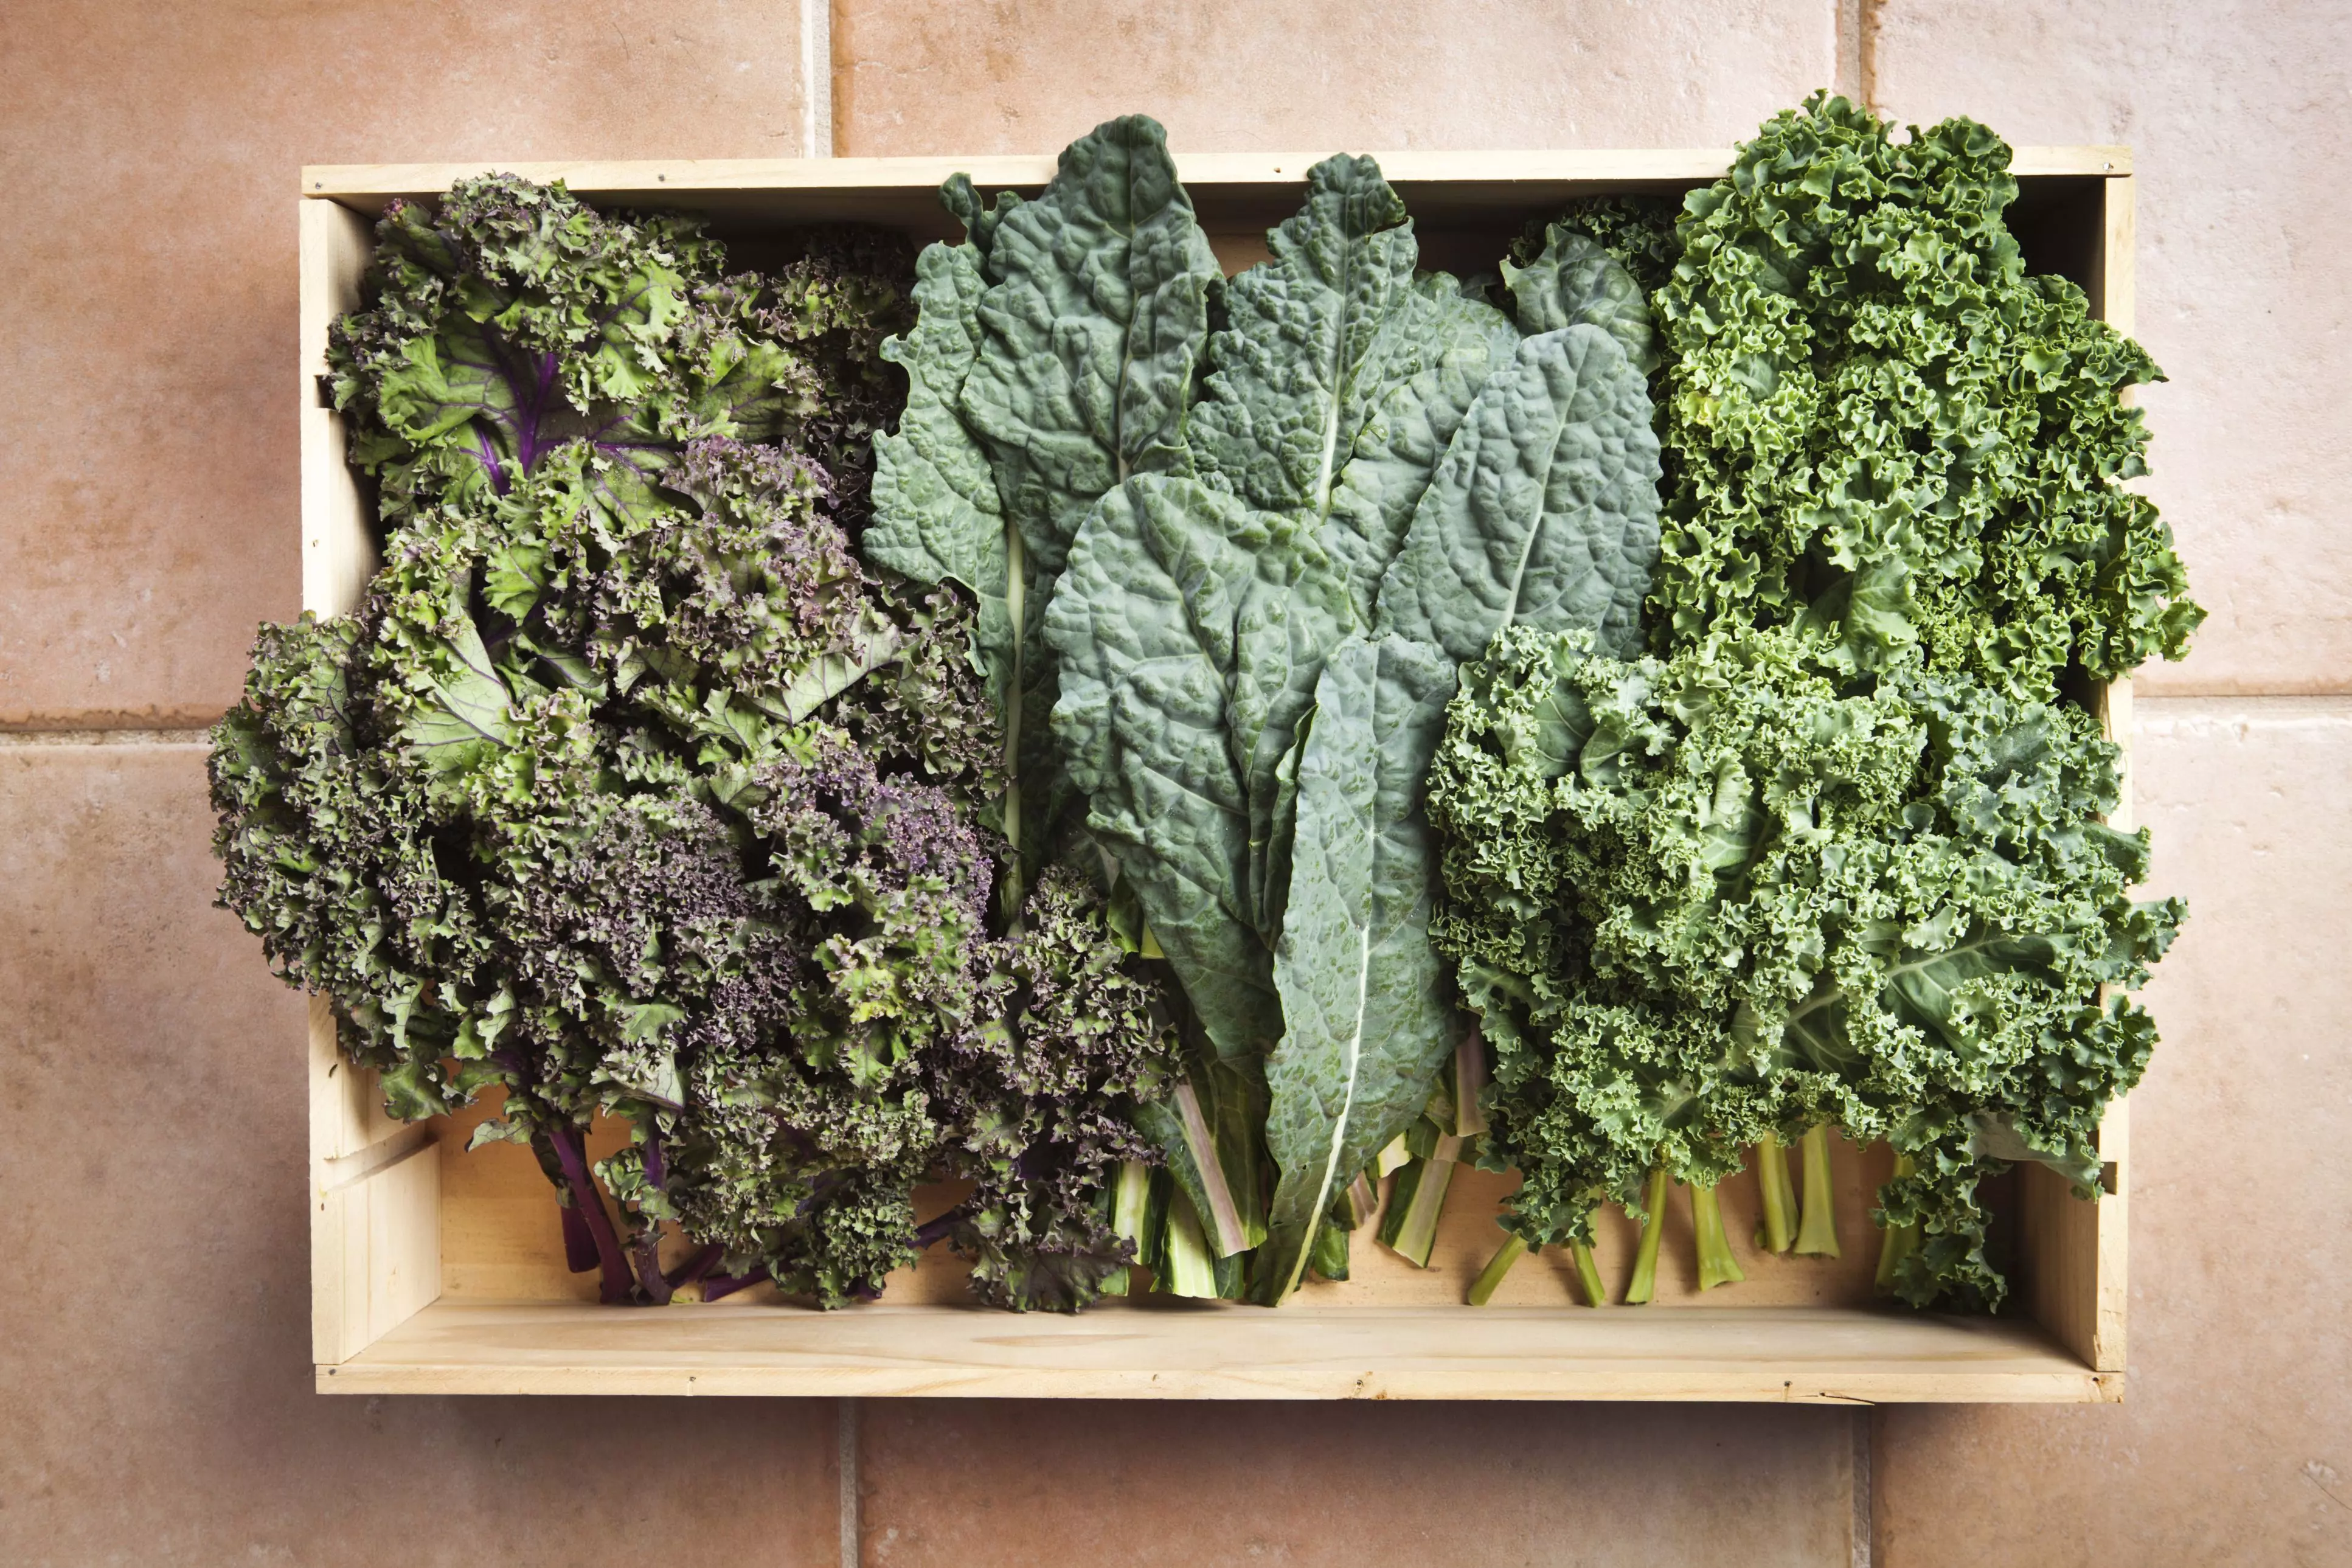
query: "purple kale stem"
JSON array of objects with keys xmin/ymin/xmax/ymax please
[
  {"xmin": 515, "ymin": 349, "xmax": 558, "ymax": 471},
  {"xmin": 471, "ymin": 425, "xmax": 508, "ymax": 494},
  {"xmin": 558, "ymin": 1200, "xmax": 598, "ymax": 1274},
  {"xmin": 701, "ymin": 1267, "xmax": 772, "ymax": 1303},
  {"xmin": 631, "ymin": 1227, "xmax": 675, "ymax": 1306},
  {"xmin": 546, "ymin": 1122, "xmax": 637, "ymax": 1305},
  {"xmin": 666, "ymin": 1243, "xmax": 724, "ymax": 1289},
  {"xmin": 914, "ymin": 1207, "xmax": 967, "ymax": 1251}
]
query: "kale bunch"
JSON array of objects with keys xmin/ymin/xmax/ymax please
[
  {"xmin": 1430, "ymin": 626, "xmax": 2179, "ymax": 1308},
  {"xmin": 1644, "ymin": 94, "xmax": 2201, "ymax": 695},
  {"xmin": 1434, "ymin": 99, "xmax": 2199, "ymax": 1310},
  {"xmin": 214, "ymin": 177, "xmax": 1173, "ymax": 1311}
]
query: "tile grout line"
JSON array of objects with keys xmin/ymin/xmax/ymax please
[
  {"xmin": 839, "ymin": 1396, "xmax": 861, "ymax": 1568},
  {"xmin": 1852, "ymin": 1407, "xmax": 1875, "ymax": 1568},
  {"xmin": 0, "ymin": 726, "xmax": 216, "ymax": 747}
]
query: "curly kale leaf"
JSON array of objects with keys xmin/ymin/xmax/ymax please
[
  {"xmin": 222, "ymin": 187, "xmax": 1170, "ymax": 1311},
  {"xmin": 328, "ymin": 175, "xmax": 902, "ymax": 537},
  {"xmin": 1427, "ymin": 624, "xmax": 2180, "ymax": 1308},
  {"xmin": 1648, "ymin": 92, "xmax": 2201, "ymax": 692}
]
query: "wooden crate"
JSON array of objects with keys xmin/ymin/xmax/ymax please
[{"xmin": 300, "ymin": 147, "xmax": 2137, "ymax": 1401}]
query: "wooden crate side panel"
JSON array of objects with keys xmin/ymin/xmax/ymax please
[
  {"xmin": 298, "ymin": 146, "xmax": 2128, "ymax": 203},
  {"xmin": 2020, "ymin": 171, "xmax": 2139, "ymax": 1375},
  {"xmin": 301, "ymin": 195, "xmax": 434, "ymax": 1364},
  {"xmin": 320, "ymin": 1300, "xmax": 2116, "ymax": 1403},
  {"xmin": 298, "ymin": 198, "xmax": 378, "ymax": 620},
  {"xmin": 297, "ymin": 156, "xmax": 2137, "ymax": 1393}
]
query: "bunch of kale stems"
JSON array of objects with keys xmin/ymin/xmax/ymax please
[{"xmin": 213, "ymin": 94, "xmax": 2198, "ymax": 1314}]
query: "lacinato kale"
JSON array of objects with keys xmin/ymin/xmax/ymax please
[
  {"xmin": 877, "ymin": 118, "xmax": 1664, "ymax": 1302},
  {"xmin": 217, "ymin": 176, "xmax": 1173, "ymax": 1312}
]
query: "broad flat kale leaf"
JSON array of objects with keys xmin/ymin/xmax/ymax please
[
  {"xmin": 1373, "ymin": 325, "xmax": 1663, "ymax": 665},
  {"xmin": 1255, "ymin": 634, "xmax": 1458, "ymax": 1300},
  {"xmin": 1502, "ymin": 223, "xmax": 1659, "ymax": 374},
  {"xmin": 957, "ymin": 115, "xmax": 1224, "ymax": 575},
  {"xmin": 869, "ymin": 118, "xmax": 1221, "ymax": 897},
  {"xmin": 1188, "ymin": 155, "xmax": 1522, "ymax": 623}
]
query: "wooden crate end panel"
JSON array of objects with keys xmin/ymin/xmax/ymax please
[{"xmin": 314, "ymin": 1140, "xmax": 443, "ymax": 1365}]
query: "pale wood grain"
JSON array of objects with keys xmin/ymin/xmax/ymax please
[
  {"xmin": 301, "ymin": 152, "xmax": 2135, "ymax": 1396},
  {"xmin": 313, "ymin": 1138, "xmax": 442, "ymax": 1363},
  {"xmin": 296, "ymin": 200, "xmax": 378, "ymax": 623},
  {"xmin": 317, "ymin": 1299, "xmax": 2115, "ymax": 1402},
  {"xmin": 297, "ymin": 148, "xmax": 2130, "ymax": 234},
  {"xmin": 2018, "ymin": 169, "xmax": 2140, "ymax": 1376}
]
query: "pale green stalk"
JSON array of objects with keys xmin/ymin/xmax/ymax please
[
  {"xmin": 1795, "ymin": 1123, "xmax": 1842, "ymax": 1258},
  {"xmin": 1467, "ymin": 1233, "xmax": 1528, "ymax": 1306},
  {"xmin": 1159, "ymin": 1189, "xmax": 1221, "ymax": 1298},
  {"xmin": 1754, "ymin": 1133, "xmax": 1797, "ymax": 1253},
  {"xmin": 1691, "ymin": 1182, "xmax": 1746, "ymax": 1290},
  {"xmin": 1569, "ymin": 1239, "xmax": 1607, "ymax": 1308},
  {"xmin": 1875, "ymin": 1151, "xmax": 1922, "ymax": 1296},
  {"xmin": 1623, "ymin": 1168, "xmax": 1669, "ymax": 1304},
  {"xmin": 1104, "ymin": 1158, "xmax": 1152, "ymax": 1296},
  {"xmin": 1378, "ymin": 1133, "xmax": 1464, "ymax": 1268}
]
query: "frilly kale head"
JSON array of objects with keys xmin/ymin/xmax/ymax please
[
  {"xmin": 218, "ymin": 178, "xmax": 1172, "ymax": 1312},
  {"xmin": 1615, "ymin": 93, "xmax": 2201, "ymax": 695},
  {"xmin": 328, "ymin": 174, "xmax": 913, "ymax": 538},
  {"xmin": 1428, "ymin": 624, "xmax": 2180, "ymax": 1308}
]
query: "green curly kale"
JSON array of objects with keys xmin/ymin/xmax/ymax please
[
  {"xmin": 1641, "ymin": 93, "xmax": 2201, "ymax": 692},
  {"xmin": 1434, "ymin": 97, "xmax": 2198, "ymax": 1311},
  {"xmin": 218, "ymin": 177, "xmax": 1173, "ymax": 1312},
  {"xmin": 1429, "ymin": 624, "xmax": 2180, "ymax": 1308}
]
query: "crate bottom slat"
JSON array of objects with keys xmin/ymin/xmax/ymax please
[{"xmin": 316, "ymin": 1300, "xmax": 2116, "ymax": 1402}]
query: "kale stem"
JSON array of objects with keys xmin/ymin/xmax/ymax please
[
  {"xmin": 1624, "ymin": 1168, "xmax": 1669, "ymax": 1305},
  {"xmin": 544, "ymin": 1122, "xmax": 636, "ymax": 1305},
  {"xmin": 666, "ymin": 1243, "xmax": 724, "ymax": 1290},
  {"xmin": 1875, "ymin": 1150, "xmax": 1922, "ymax": 1296},
  {"xmin": 1158, "ymin": 1188, "xmax": 1220, "ymax": 1298},
  {"xmin": 1754, "ymin": 1133, "xmax": 1797, "ymax": 1253},
  {"xmin": 1379, "ymin": 1136, "xmax": 1464, "ymax": 1269},
  {"xmin": 631, "ymin": 1226, "xmax": 675, "ymax": 1305},
  {"xmin": 1795, "ymin": 1122, "xmax": 1843, "ymax": 1258},
  {"xmin": 914, "ymin": 1207, "xmax": 966, "ymax": 1251},
  {"xmin": 1570, "ymin": 1239, "xmax": 1608, "ymax": 1308},
  {"xmin": 1467, "ymin": 1233, "xmax": 1528, "ymax": 1306},
  {"xmin": 997, "ymin": 517, "xmax": 1027, "ymax": 925},
  {"xmin": 701, "ymin": 1266, "xmax": 772, "ymax": 1302},
  {"xmin": 1691, "ymin": 1182, "xmax": 1746, "ymax": 1290}
]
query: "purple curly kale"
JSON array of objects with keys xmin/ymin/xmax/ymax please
[{"xmin": 215, "ymin": 177, "xmax": 1173, "ymax": 1313}]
